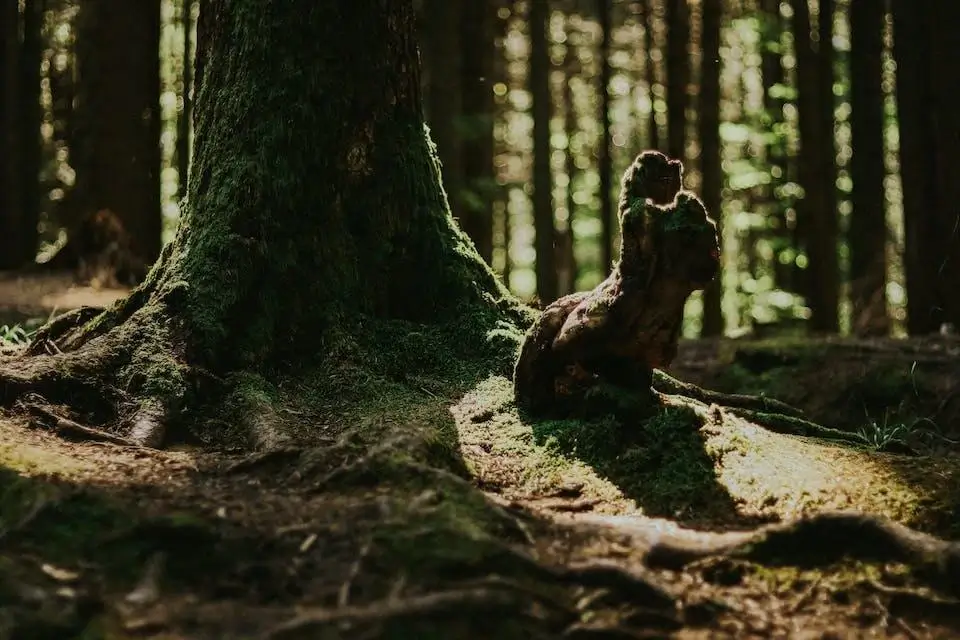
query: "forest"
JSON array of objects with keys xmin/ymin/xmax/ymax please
[{"xmin": 0, "ymin": 0, "xmax": 959, "ymax": 638}]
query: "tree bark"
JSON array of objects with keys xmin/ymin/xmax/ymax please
[
  {"xmin": 73, "ymin": 0, "xmax": 162, "ymax": 264},
  {"xmin": 598, "ymin": 0, "xmax": 614, "ymax": 274},
  {"xmin": 790, "ymin": 0, "xmax": 839, "ymax": 332},
  {"xmin": 530, "ymin": 0, "xmax": 557, "ymax": 303},
  {"xmin": 848, "ymin": 0, "xmax": 888, "ymax": 336},
  {"xmin": 699, "ymin": 0, "xmax": 723, "ymax": 337},
  {"xmin": 665, "ymin": 0, "xmax": 689, "ymax": 162}
]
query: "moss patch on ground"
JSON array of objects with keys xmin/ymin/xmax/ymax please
[{"xmin": 453, "ymin": 374, "xmax": 960, "ymax": 536}]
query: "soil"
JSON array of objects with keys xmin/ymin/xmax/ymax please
[{"xmin": 1, "ymin": 272, "xmax": 959, "ymax": 639}]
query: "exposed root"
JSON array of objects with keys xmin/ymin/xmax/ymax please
[
  {"xmin": 725, "ymin": 407, "xmax": 870, "ymax": 447},
  {"xmin": 25, "ymin": 306, "xmax": 105, "ymax": 356},
  {"xmin": 127, "ymin": 399, "xmax": 170, "ymax": 448},
  {"xmin": 223, "ymin": 447, "xmax": 304, "ymax": 474},
  {"xmin": 654, "ymin": 370, "xmax": 803, "ymax": 417},
  {"xmin": 643, "ymin": 511, "xmax": 960, "ymax": 595},
  {"xmin": 263, "ymin": 587, "xmax": 561, "ymax": 639},
  {"xmin": 21, "ymin": 402, "xmax": 138, "ymax": 447}
]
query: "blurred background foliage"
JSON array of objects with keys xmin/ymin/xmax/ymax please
[{"xmin": 1, "ymin": 0, "xmax": 958, "ymax": 340}]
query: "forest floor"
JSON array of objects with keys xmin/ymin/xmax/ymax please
[{"xmin": 1, "ymin": 272, "xmax": 960, "ymax": 639}]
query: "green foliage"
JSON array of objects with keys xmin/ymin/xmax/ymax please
[{"xmin": 0, "ymin": 325, "xmax": 30, "ymax": 347}]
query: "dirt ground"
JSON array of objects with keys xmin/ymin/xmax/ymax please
[{"xmin": 1, "ymin": 273, "xmax": 959, "ymax": 639}]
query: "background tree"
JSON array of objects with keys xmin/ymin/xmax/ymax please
[
  {"xmin": 790, "ymin": 0, "xmax": 838, "ymax": 332},
  {"xmin": 894, "ymin": 0, "xmax": 960, "ymax": 333},
  {"xmin": 530, "ymin": 0, "xmax": 558, "ymax": 303},
  {"xmin": 665, "ymin": 0, "xmax": 689, "ymax": 162},
  {"xmin": 598, "ymin": 0, "xmax": 614, "ymax": 273},
  {"xmin": 0, "ymin": 0, "xmax": 42, "ymax": 270},
  {"xmin": 848, "ymin": 0, "xmax": 887, "ymax": 336},
  {"xmin": 699, "ymin": 0, "xmax": 723, "ymax": 336},
  {"xmin": 72, "ymin": 0, "xmax": 162, "ymax": 264}
]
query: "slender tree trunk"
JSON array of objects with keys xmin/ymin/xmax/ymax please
[
  {"xmin": 559, "ymin": 18, "xmax": 579, "ymax": 296},
  {"xmin": 421, "ymin": 0, "xmax": 462, "ymax": 219},
  {"xmin": 74, "ymin": 0, "xmax": 162, "ymax": 264},
  {"xmin": 459, "ymin": 0, "xmax": 495, "ymax": 264},
  {"xmin": 848, "ymin": 0, "xmax": 888, "ymax": 336},
  {"xmin": 761, "ymin": 0, "xmax": 792, "ymax": 292},
  {"xmin": 640, "ymin": 0, "xmax": 661, "ymax": 151},
  {"xmin": 598, "ymin": 0, "xmax": 614, "ymax": 274},
  {"xmin": 530, "ymin": 0, "xmax": 557, "ymax": 303},
  {"xmin": 665, "ymin": 0, "xmax": 689, "ymax": 161},
  {"xmin": 791, "ymin": 0, "xmax": 839, "ymax": 332},
  {"xmin": 699, "ymin": 0, "xmax": 723, "ymax": 337},
  {"xmin": 177, "ymin": 0, "xmax": 194, "ymax": 200},
  {"xmin": 0, "ymin": 0, "xmax": 21, "ymax": 270}
]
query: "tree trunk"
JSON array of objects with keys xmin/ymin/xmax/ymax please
[
  {"xmin": 665, "ymin": 0, "xmax": 689, "ymax": 161},
  {"xmin": 0, "ymin": 0, "xmax": 42, "ymax": 269},
  {"xmin": 459, "ymin": 0, "xmax": 496, "ymax": 265},
  {"xmin": 559, "ymin": 17, "xmax": 579, "ymax": 296},
  {"xmin": 177, "ymin": 0, "xmax": 194, "ymax": 200},
  {"xmin": 640, "ymin": 0, "xmax": 661, "ymax": 151},
  {"xmin": 4, "ymin": 0, "xmax": 521, "ymax": 448},
  {"xmin": 73, "ymin": 0, "xmax": 162, "ymax": 265},
  {"xmin": 892, "ymin": 0, "xmax": 960, "ymax": 334},
  {"xmin": 790, "ymin": 0, "xmax": 839, "ymax": 332},
  {"xmin": 598, "ymin": 0, "xmax": 614, "ymax": 274},
  {"xmin": 530, "ymin": 0, "xmax": 557, "ymax": 304},
  {"xmin": 848, "ymin": 0, "xmax": 888, "ymax": 336},
  {"xmin": 761, "ymin": 0, "xmax": 793, "ymax": 292},
  {"xmin": 699, "ymin": 0, "xmax": 723, "ymax": 337},
  {"xmin": 0, "ymin": 0, "xmax": 22, "ymax": 270}
]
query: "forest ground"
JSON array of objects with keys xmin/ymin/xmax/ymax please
[{"xmin": 1, "ymin": 272, "xmax": 960, "ymax": 639}]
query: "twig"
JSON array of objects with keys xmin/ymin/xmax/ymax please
[{"xmin": 338, "ymin": 538, "xmax": 372, "ymax": 607}]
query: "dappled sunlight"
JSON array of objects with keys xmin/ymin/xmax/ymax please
[{"xmin": 450, "ymin": 373, "xmax": 959, "ymax": 539}]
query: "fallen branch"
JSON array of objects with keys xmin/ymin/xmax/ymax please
[{"xmin": 653, "ymin": 370, "xmax": 804, "ymax": 418}]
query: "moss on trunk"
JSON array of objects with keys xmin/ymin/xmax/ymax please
[{"xmin": 1, "ymin": 0, "xmax": 529, "ymax": 448}]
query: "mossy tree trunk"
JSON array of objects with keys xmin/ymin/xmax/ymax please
[{"xmin": 4, "ymin": 0, "xmax": 519, "ymax": 449}]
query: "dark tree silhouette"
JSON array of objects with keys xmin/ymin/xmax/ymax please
[
  {"xmin": 893, "ymin": 0, "xmax": 960, "ymax": 333},
  {"xmin": 848, "ymin": 0, "xmax": 888, "ymax": 336},
  {"xmin": 598, "ymin": 0, "xmax": 614, "ymax": 274},
  {"xmin": 790, "ymin": 0, "xmax": 839, "ymax": 332},
  {"xmin": 530, "ymin": 0, "xmax": 557, "ymax": 303},
  {"xmin": 665, "ymin": 0, "xmax": 689, "ymax": 162},
  {"xmin": 0, "ymin": 0, "xmax": 42, "ymax": 270},
  {"xmin": 177, "ymin": 0, "xmax": 194, "ymax": 200},
  {"xmin": 459, "ymin": 0, "xmax": 496, "ymax": 264},
  {"xmin": 640, "ymin": 0, "xmax": 661, "ymax": 151},
  {"xmin": 699, "ymin": 0, "xmax": 723, "ymax": 337},
  {"xmin": 71, "ymin": 0, "xmax": 162, "ymax": 267}
]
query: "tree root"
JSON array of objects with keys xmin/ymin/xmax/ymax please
[
  {"xmin": 653, "ymin": 370, "xmax": 803, "ymax": 418},
  {"xmin": 25, "ymin": 306, "xmax": 104, "ymax": 356},
  {"xmin": 724, "ymin": 407, "xmax": 869, "ymax": 447},
  {"xmin": 643, "ymin": 511, "xmax": 960, "ymax": 596},
  {"xmin": 127, "ymin": 399, "xmax": 171, "ymax": 448},
  {"xmin": 262, "ymin": 587, "xmax": 561, "ymax": 640},
  {"xmin": 21, "ymin": 402, "xmax": 138, "ymax": 447}
]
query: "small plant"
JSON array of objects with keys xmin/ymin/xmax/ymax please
[
  {"xmin": 0, "ymin": 324, "xmax": 30, "ymax": 347},
  {"xmin": 856, "ymin": 408, "xmax": 911, "ymax": 452}
]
